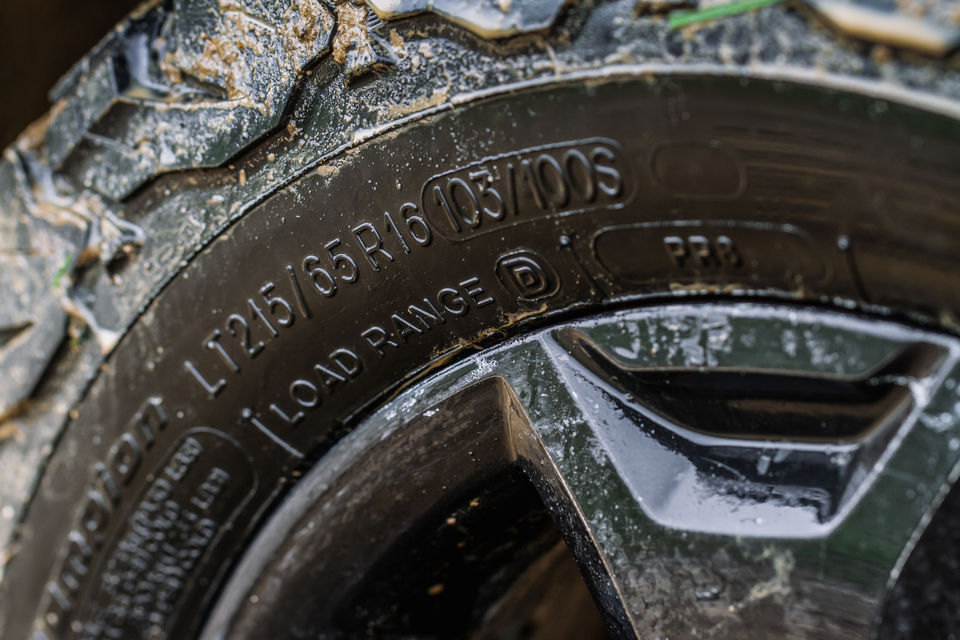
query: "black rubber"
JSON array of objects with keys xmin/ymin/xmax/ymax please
[{"xmin": 1, "ymin": 1, "xmax": 960, "ymax": 639}]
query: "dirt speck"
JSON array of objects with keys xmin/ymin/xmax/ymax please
[
  {"xmin": 872, "ymin": 44, "xmax": 893, "ymax": 64},
  {"xmin": 332, "ymin": 1, "xmax": 369, "ymax": 65},
  {"xmin": 501, "ymin": 303, "xmax": 549, "ymax": 327},
  {"xmin": 286, "ymin": 120, "xmax": 300, "ymax": 140},
  {"xmin": 384, "ymin": 86, "xmax": 449, "ymax": 118},
  {"xmin": 315, "ymin": 163, "xmax": 340, "ymax": 177},
  {"xmin": 0, "ymin": 420, "xmax": 23, "ymax": 444},
  {"xmin": 388, "ymin": 29, "xmax": 408, "ymax": 58},
  {"xmin": 277, "ymin": 0, "xmax": 330, "ymax": 61}
]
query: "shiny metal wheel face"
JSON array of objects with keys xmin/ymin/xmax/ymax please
[{"xmin": 202, "ymin": 302, "xmax": 960, "ymax": 639}]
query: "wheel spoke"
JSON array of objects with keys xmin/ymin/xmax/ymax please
[
  {"xmin": 201, "ymin": 303, "xmax": 960, "ymax": 640},
  {"xmin": 496, "ymin": 304, "xmax": 960, "ymax": 638}
]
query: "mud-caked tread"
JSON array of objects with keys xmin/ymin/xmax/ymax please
[{"xmin": 44, "ymin": 0, "xmax": 336, "ymax": 201}]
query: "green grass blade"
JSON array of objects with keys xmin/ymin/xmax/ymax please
[
  {"xmin": 51, "ymin": 253, "xmax": 73, "ymax": 289},
  {"xmin": 669, "ymin": 0, "xmax": 783, "ymax": 29}
]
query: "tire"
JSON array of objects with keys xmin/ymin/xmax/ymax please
[{"xmin": 2, "ymin": 1, "xmax": 960, "ymax": 639}]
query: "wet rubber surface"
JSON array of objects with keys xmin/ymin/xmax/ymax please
[
  {"xmin": 202, "ymin": 303, "xmax": 960, "ymax": 639},
  {"xmin": 5, "ymin": 75, "xmax": 960, "ymax": 639}
]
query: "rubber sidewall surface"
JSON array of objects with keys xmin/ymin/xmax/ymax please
[{"xmin": 6, "ymin": 74, "xmax": 960, "ymax": 639}]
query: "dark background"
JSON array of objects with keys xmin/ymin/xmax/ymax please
[{"xmin": 0, "ymin": 0, "xmax": 137, "ymax": 149}]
